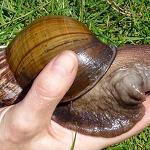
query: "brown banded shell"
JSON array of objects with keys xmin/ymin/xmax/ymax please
[{"xmin": 6, "ymin": 16, "xmax": 116, "ymax": 102}]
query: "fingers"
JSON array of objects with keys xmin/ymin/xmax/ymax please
[
  {"xmin": 2, "ymin": 51, "xmax": 78, "ymax": 136},
  {"xmin": 23, "ymin": 50, "xmax": 78, "ymax": 119}
]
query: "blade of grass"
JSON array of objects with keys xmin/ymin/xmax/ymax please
[{"xmin": 70, "ymin": 132, "xmax": 77, "ymax": 150}]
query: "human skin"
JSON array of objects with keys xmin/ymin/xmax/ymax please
[{"xmin": 0, "ymin": 51, "xmax": 150, "ymax": 150}]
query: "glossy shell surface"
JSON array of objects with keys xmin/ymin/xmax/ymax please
[{"xmin": 6, "ymin": 16, "xmax": 116, "ymax": 102}]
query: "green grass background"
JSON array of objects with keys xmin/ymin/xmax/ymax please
[{"xmin": 0, "ymin": 0, "xmax": 150, "ymax": 149}]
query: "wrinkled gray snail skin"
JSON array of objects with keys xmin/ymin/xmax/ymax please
[
  {"xmin": 53, "ymin": 45, "xmax": 150, "ymax": 137},
  {"xmin": 0, "ymin": 16, "xmax": 150, "ymax": 137}
]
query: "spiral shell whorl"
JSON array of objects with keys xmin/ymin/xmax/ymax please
[{"xmin": 0, "ymin": 49, "xmax": 22, "ymax": 106}]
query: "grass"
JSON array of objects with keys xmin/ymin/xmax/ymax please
[
  {"xmin": 70, "ymin": 132, "xmax": 77, "ymax": 150},
  {"xmin": 107, "ymin": 128, "xmax": 150, "ymax": 150},
  {"xmin": 0, "ymin": 0, "xmax": 150, "ymax": 149}
]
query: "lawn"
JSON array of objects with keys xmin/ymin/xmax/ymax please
[{"xmin": 0, "ymin": 0, "xmax": 150, "ymax": 149}]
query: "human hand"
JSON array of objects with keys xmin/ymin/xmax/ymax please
[{"xmin": 0, "ymin": 51, "xmax": 150, "ymax": 150}]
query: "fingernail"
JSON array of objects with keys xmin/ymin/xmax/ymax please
[{"xmin": 52, "ymin": 51, "xmax": 77, "ymax": 76}]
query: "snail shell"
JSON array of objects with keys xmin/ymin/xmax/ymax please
[
  {"xmin": 0, "ymin": 16, "xmax": 150, "ymax": 137},
  {"xmin": 0, "ymin": 49, "xmax": 22, "ymax": 107},
  {"xmin": 6, "ymin": 16, "xmax": 116, "ymax": 102}
]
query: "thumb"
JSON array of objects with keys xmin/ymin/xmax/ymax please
[{"xmin": 5, "ymin": 51, "xmax": 78, "ymax": 133}]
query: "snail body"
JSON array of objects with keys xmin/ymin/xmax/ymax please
[
  {"xmin": 0, "ymin": 16, "xmax": 150, "ymax": 137},
  {"xmin": 53, "ymin": 45, "xmax": 150, "ymax": 137}
]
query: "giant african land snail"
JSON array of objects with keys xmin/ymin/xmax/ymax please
[{"xmin": 0, "ymin": 16, "xmax": 150, "ymax": 138}]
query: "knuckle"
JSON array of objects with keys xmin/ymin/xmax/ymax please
[
  {"xmin": 6, "ymin": 116, "xmax": 35, "ymax": 143},
  {"xmin": 35, "ymin": 81, "xmax": 51, "ymax": 99},
  {"xmin": 34, "ymin": 77, "xmax": 63, "ymax": 100},
  {"xmin": 9, "ymin": 118, "xmax": 30, "ymax": 135},
  {"xmin": 0, "ymin": 107, "xmax": 31, "ymax": 143},
  {"xmin": 15, "ymin": 119, "xmax": 29, "ymax": 132},
  {"xmin": 6, "ymin": 121, "xmax": 29, "ymax": 143}
]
